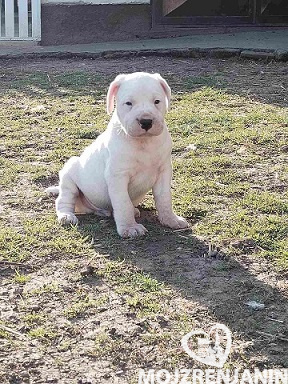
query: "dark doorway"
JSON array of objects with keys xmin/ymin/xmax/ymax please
[
  {"xmin": 260, "ymin": 0, "xmax": 288, "ymax": 23},
  {"xmin": 153, "ymin": 0, "xmax": 288, "ymax": 27},
  {"xmin": 168, "ymin": 0, "xmax": 252, "ymax": 17}
]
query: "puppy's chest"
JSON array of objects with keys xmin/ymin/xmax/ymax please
[{"xmin": 129, "ymin": 152, "xmax": 163, "ymax": 191}]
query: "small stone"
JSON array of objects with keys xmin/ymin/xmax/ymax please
[
  {"xmin": 209, "ymin": 48, "xmax": 241, "ymax": 58},
  {"xmin": 80, "ymin": 265, "xmax": 94, "ymax": 277},
  {"xmin": 129, "ymin": 325, "xmax": 143, "ymax": 336},
  {"xmin": 84, "ymin": 331, "xmax": 98, "ymax": 340},
  {"xmin": 31, "ymin": 105, "xmax": 45, "ymax": 113},
  {"xmin": 109, "ymin": 327, "xmax": 117, "ymax": 336},
  {"xmin": 230, "ymin": 238, "xmax": 256, "ymax": 252},
  {"xmin": 156, "ymin": 315, "xmax": 169, "ymax": 327},
  {"xmin": 208, "ymin": 250, "xmax": 218, "ymax": 258},
  {"xmin": 98, "ymin": 306, "xmax": 108, "ymax": 313},
  {"xmin": 240, "ymin": 50, "xmax": 275, "ymax": 60},
  {"xmin": 275, "ymin": 50, "xmax": 288, "ymax": 61},
  {"xmin": 237, "ymin": 145, "xmax": 247, "ymax": 154},
  {"xmin": 136, "ymin": 319, "xmax": 149, "ymax": 330},
  {"xmin": 185, "ymin": 144, "xmax": 197, "ymax": 151},
  {"xmin": 245, "ymin": 301, "xmax": 265, "ymax": 310}
]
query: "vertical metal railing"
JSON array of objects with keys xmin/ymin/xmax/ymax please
[{"xmin": 0, "ymin": 0, "xmax": 41, "ymax": 40}]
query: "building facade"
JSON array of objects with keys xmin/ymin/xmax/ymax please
[{"xmin": 1, "ymin": 0, "xmax": 287, "ymax": 45}]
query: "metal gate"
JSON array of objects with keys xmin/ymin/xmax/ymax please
[{"xmin": 0, "ymin": 0, "xmax": 41, "ymax": 41}]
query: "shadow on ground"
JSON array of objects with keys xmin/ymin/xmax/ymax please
[
  {"xmin": 77, "ymin": 210, "xmax": 288, "ymax": 369},
  {"xmin": 1, "ymin": 57, "xmax": 287, "ymax": 108}
]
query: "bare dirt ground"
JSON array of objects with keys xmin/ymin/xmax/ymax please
[{"xmin": 0, "ymin": 56, "xmax": 287, "ymax": 384}]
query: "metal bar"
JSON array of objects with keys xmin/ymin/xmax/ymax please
[
  {"xmin": 31, "ymin": 0, "xmax": 41, "ymax": 39},
  {"xmin": 5, "ymin": 0, "xmax": 14, "ymax": 38},
  {"xmin": 0, "ymin": 0, "xmax": 2, "ymax": 38},
  {"xmin": 18, "ymin": 0, "xmax": 29, "ymax": 38}
]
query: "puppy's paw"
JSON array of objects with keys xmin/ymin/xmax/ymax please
[
  {"xmin": 159, "ymin": 214, "xmax": 189, "ymax": 229},
  {"xmin": 118, "ymin": 223, "xmax": 148, "ymax": 238},
  {"xmin": 58, "ymin": 213, "xmax": 79, "ymax": 226}
]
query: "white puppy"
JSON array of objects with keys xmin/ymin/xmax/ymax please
[{"xmin": 47, "ymin": 72, "xmax": 189, "ymax": 237}]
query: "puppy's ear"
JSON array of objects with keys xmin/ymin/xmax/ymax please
[
  {"xmin": 153, "ymin": 73, "xmax": 171, "ymax": 110},
  {"xmin": 106, "ymin": 74, "xmax": 126, "ymax": 114}
]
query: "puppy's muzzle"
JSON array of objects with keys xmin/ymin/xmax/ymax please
[{"xmin": 139, "ymin": 118, "xmax": 153, "ymax": 131}]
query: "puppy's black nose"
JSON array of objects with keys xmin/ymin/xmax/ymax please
[{"xmin": 140, "ymin": 119, "xmax": 153, "ymax": 131}]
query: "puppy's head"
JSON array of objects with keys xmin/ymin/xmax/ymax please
[{"xmin": 106, "ymin": 72, "xmax": 171, "ymax": 137}]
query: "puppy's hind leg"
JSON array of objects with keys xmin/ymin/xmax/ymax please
[{"xmin": 56, "ymin": 157, "xmax": 80, "ymax": 226}]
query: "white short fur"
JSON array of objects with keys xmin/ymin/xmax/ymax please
[{"xmin": 46, "ymin": 72, "xmax": 189, "ymax": 238}]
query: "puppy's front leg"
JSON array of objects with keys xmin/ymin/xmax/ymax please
[
  {"xmin": 56, "ymin": 175, "xmax": 79, "ymax": 226},
  {"xmin": 153, "ymin": 162, "xmax": 189, "ymax": 229},
  {"xmin": 107, "ymin": 174, "xmax": 147, "ymax": 238}
]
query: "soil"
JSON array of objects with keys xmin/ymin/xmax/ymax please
[{"xmin": 0, "ymin": 56, "xmax": 287, "ymax": 384}]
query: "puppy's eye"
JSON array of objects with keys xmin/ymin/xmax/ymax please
[
  {"xmin": 125, "ymin": 102, "xmax": 132, "ymax": 106},
  {"xmin": 154, "ymin": 100, "xmax": 160, "ymax": 105}
]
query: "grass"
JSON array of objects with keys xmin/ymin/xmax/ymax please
[
  {"xmin": 167, "ymin": 85, "xmax": 288, "ymax": 267},
  {"xmin": 1, "ymin": 71, "xmax": 287, "ymax": 268},
  {"xmin": 0, "ymin": 58, "xmax": 288, "ymax": 379},
  {"xmin": 12, "ymin": 270, "xmax": 31, "ymax": 284},
  {"xmin": 28, "ymin": 326, "xmax": 58, "ymax": 341},
  {"xmin": 22, "ymin": 312, "xmax": 46, "ymax": 326},
  {"xmin": 64, "ymin": 294, "xmax": 109, "ymax": 319}
]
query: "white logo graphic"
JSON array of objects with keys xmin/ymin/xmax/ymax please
[{"xmin": 181, "ymin": 323, "xmax": 232, "ymax": 368}]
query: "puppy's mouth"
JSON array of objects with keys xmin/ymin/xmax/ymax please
[
  {"xmin": 127, "ymin": 124, "xmax": 163, "ymax": 137},
  {"xmin": 134, "ymin": 118, "xmax": 163, "ymax": 137},
  {"xmin": 120, "ymin": 117, "xmax": 164, "ymax": 137}
]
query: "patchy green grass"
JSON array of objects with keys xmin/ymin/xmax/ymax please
[
  {"xmin": 0, "ymin": 58, "xmax": 287, "ymax": 382},
  {"xmin": 168, "ymin": 85, "xmax": 288, "ymax": 268},
  {"xmin": 22, "ymin": 312, "xmax": 46, "ymax": 326},
  {"xmin": 12, "ymin": 270, "xmax": 32, "ymax": 284},
  {"xmin": 28, "ymin": 326, "xmax": 58, "ymax": 341},
  {"xmin": 64, "ymin": 294, "xmax": 109, "ymax": 319},
  {"xmin": 1, "ymin": 68, "xmax": 287, "ymax": 270}
]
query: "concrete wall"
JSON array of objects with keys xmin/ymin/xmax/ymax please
[{"xmin": 41, "ymin": 2, "xmax": 152, "ymax": 45}]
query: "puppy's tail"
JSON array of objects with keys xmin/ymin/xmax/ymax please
[{"xmin": 45, "ymin": 186, "xmax": 60, "ymax": 196}]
